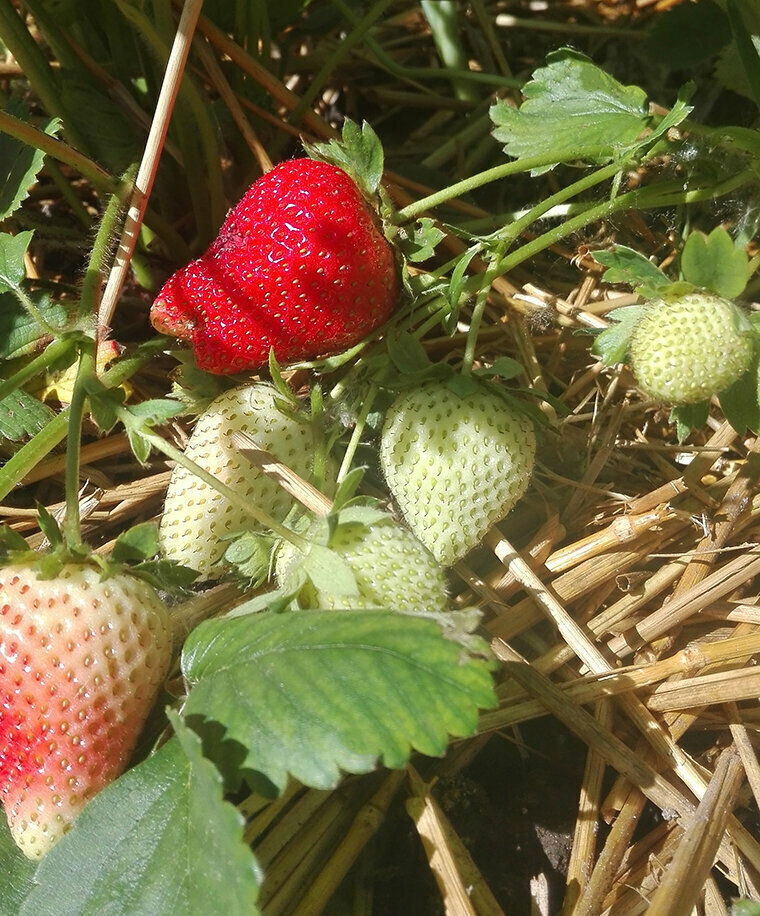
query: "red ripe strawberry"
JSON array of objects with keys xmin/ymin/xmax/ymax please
[
  {"xmin": 150, "ymin": 159, "xmax": 398, "ymax": 374},
  {"xmin": 0, "ymin": 564, "xmax": 172, "ymax": 859}
]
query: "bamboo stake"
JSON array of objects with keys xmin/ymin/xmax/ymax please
[{"xmin": 98, "ymin": 0, "xmax": 205, "ymax": 330}]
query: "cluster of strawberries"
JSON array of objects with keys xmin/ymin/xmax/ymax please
[{"xmin": 0, "ymin": 158, "xmax": 536, "ymax": 858}]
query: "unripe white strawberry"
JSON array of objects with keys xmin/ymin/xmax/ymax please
[
  {"xmin": 0, "ymin": 563, "xmax": 171, "ymax": 859},
  {"xmin": 380, "ymin": 381, "xmax": 536, "ymax": 565},
  {"xmin": 629, "ymin": 294, "xmax": 753, "ymax": 405},
  {"xmin": 160, "ymin": 383, "xmax": 323, "ymax": 579},
  {"xmin": 275, "ymin": 512, "xmax": 449, "ymax": 612}
]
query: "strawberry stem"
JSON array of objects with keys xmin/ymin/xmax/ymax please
[
  {"xmin": 392, "ymin": 150, "xmax": 622, "ymax": 224},
  {"xmin": 62, "ymin": 342, "xmax": 95, "ymax": 548},
  {"xmin": 337, "ymin": 383, "xmax": 378, "ymax": 483}
]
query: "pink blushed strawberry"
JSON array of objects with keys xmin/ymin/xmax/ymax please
[
  {"xmin": 0, "ymin": 563, "xmax": 172, "ymax": 859},
  {"xmin": 150, "ymin": 159, "xmax": 398, "ymax": 375}
]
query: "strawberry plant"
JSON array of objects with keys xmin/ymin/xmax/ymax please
[{"xmin": 2, "ymin": 0, "xmax": 760, "ymax": 912}]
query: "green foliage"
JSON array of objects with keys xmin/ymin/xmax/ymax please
[
  {"xmin": 0, "ymin": 389, "xmax": 55, "ymax": 441},
  {"xmin": 303, "ymin": 119, "xmax": 384, "ymax": 197},
  {"xmin": 680, "ymin": 226, "xmax": 749, "ymax": 297},
  {"xmin": 591, "ymin": 306, "xmax": 645, "ymax": 366},
  {"xmin": 182, "ymin": 609, "xmax": 496, "ymax": 791},
  {"xmin": 111, "ymin": 522, "xmax": 161, "ymax": 564},
  {"xmin": 0, "ymin": 100, "xmax": 60, "ymax": 222},
  {"xmin": 592, "ymin": 246, "xmax": 672, "ymax": 299},
  {"xmin": 391, "ymin": 217, "xmax": 446, "ymax": 263},
  {"xmin": 18, "ymin": 714, "xmax": 261, "ymax": 916},
  {"xmin": 720, "ymin": 338, "xmax": 760, "ymax": 434},
  {"xmin": 644, "ymin": 0, "xmax": 731, "ymax": 69},
  {"xmin": 490, "ymin": 48, "xmax": 650, "ymax": 168},
  {"xmin": 0, "ymin": 293, "xmax": 68, "ymax": 358},
  {"xmin": 0, "ymin": 231, "xmax": 33, "ymax": 294},
  {"xmin": 0, "ymin": 818, "xmax": 35, "ymax": 916},
  {"xmin": 670, "ymin": 402, "xmax": 711, "ymax": 442}
]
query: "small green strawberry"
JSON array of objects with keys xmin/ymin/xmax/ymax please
[
  {"xmin": 275, "ymin": 508, "xmax": 450, "ymax": 612},
  {"xmin": 629, "ymin": 293, "xmax": 753, "ymax": 405},
  {"xmin": 160, "ymin": 382, "xmax": 326, "ymax": 579},
  {"xmin": 0, "ymin": 563, "xmax": 172, "ymax": 859},
  {"xmin": 379, "ymin": 381, "xmax": 536, "ymax": 566}
]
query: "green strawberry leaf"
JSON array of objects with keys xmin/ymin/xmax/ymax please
[
  {"xmin": 331, "ymin": 466, "xmax": 366, "ymax": 512},
  {"xmin": 670, "ymin": 402, "xmax": 710, "ymax": 442},
  {"xmin": 387, "ymin": 331, "xmax": 432, "ymax": 374},
  {"xmin": 303, "ymin": 119, "xmax": 384, "ymax": 197},
  {"xmin": 182, "ymin": 609, "xmax": 496, "ymax": 792},
  {"xmin": 591, "ymin": 306, "xmax": 646, "ymax": 365},
  {"xmin": 36, "ymin": 503, "xmax": 63, "ymax": 550},
  {"xmin": 0, "ymin": 100, "xmax": 61, "ymax": 222},
  {"xmin": 732, "ymin": 902, "xmax": 760, "ymax": 916},
  {"xmin": 0, "ymin": 231, "xmax": 33, "ymax": 294},
  {"xmin": 111, "ymin": 521, "xmax": 160, "ymax": 563},
  {"xmin": 490, "ymin": 48, "xmax": 649, "ymax": 168},
  {"xmin": 473, "ymin": 356, "xmax": 524, "ymax": 381},
  {"xmin": 0, "ymin": 390, "xmax": 55, "ymax": 442},
  {"xmin": 120, "ymin": 398, "xmax": 185, "ymax": 463},
  {"xmin": 680, "ymin": 227, "xmax": 749, "ymax": 298},
  {"xmin": 591, "ymin": 246, "xmax": 671, "ymax": 297},
  {"xmin": 0, "ymin": 817, "xmax": 36, "ymax": 916},
  {"xmin": 19, "ymin": 713, "xmax": 261, "ymax": 916},
  {"xmin": 0, "ymin": 293, "xmax": 68, "ymax": 358},
  {"xmin": 336, "ymin": 505, "xmax": 389, "ymax": 527},
  {"xmin": 83, "ymin": 377, "xmax": 126, "ymax": 433},
  {"xmin": 224, "ymin": 531, "xmax": 276, "ymax": 586},
  {"xmin": 392, "ymin": 217, "xmax": 445, "ymax": 263},
  {"xmin": 303, "ymin": 543, "xmax": 359, "ymax": 598},
  {"xmin": 720, "ymin": 343, "xmax": 760, "ymax": 434},
  {"xmin": 0, "ymin": 524, "xmax": 30, "ymax": 555},
  {"xmin": 131, "ymin": 559, "xmax": 199, "ymax": 591}
]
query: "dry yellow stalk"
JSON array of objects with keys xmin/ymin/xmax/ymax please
[
  {"xmin": 646, "ymin": 748, "xmax": 744, "ymax": 916},
  {"xmin": 292, "ymin": 771, "xmax": 407, "ymax": 916},
  {"xmin": 561, "ymin": 699, "xmax": 613, "ymax": 915}
]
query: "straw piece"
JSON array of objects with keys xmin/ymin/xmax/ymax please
[
  {"xmin": 193, "ymin": 34, "xmax": 273, "ymax": 174},
  {"xmin": 291, "ymin": 770, "xmax": 407, "ymax": 916},
  {"xmin": 18, "ymin": 432, "xmax": 132, "ymax": 484},
  {"xmin": 491, "ymin": 641, "xmax": 760, "ymax": 881},
  {"xmin": 606, "ymin": 547, "xmax": 760, "ymax": 658},
  {"xmin": 646, "ymin": 667, "xmax": 760, "ymax": 713},
  {"xmin": 646, "ymin": 748, "xmax": 744, "ymax": 916},
  {"xmin": 670, "ymin": 440, "xmax": 760, "ymax": 598},
  {"xmin": 231, "ymin": 430, "xmax": 334, "ymax": 517},
  {"xmin": 573, "ymin": 787, "xmax": 647, "ymax": 916},
  {"xmin": 543, "ymin": 507, "xmax": 674, "ymax": 575},
  {"xmin": 726, "ymin": 702, "xmax": 760, "ymax": 815},
  {"xmin": 627, "ymin": 420, "xmax": 739, "ymax": 515},
  {"xmin": 562, "ymin": 699, "xmax": 613, "ymax": 915},
  {"xmin": 405, "ymin": 767, "xmax": 479, "ymax": 916}
]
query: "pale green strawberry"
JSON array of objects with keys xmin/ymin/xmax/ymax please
[
  {"xmin": 275, "ymin": 510, "xmax": 449, "ymax": 612},
  {"xmin": 629, "ymin": 294, "xmax": 753, "ymax": 405},
  {"xmin": 160, "ymin": 383, "xmax": 324, "ymax": 579},
  {"xmin": 379, "ymin": 381, "xmax": 535, "ymax": 566}
]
